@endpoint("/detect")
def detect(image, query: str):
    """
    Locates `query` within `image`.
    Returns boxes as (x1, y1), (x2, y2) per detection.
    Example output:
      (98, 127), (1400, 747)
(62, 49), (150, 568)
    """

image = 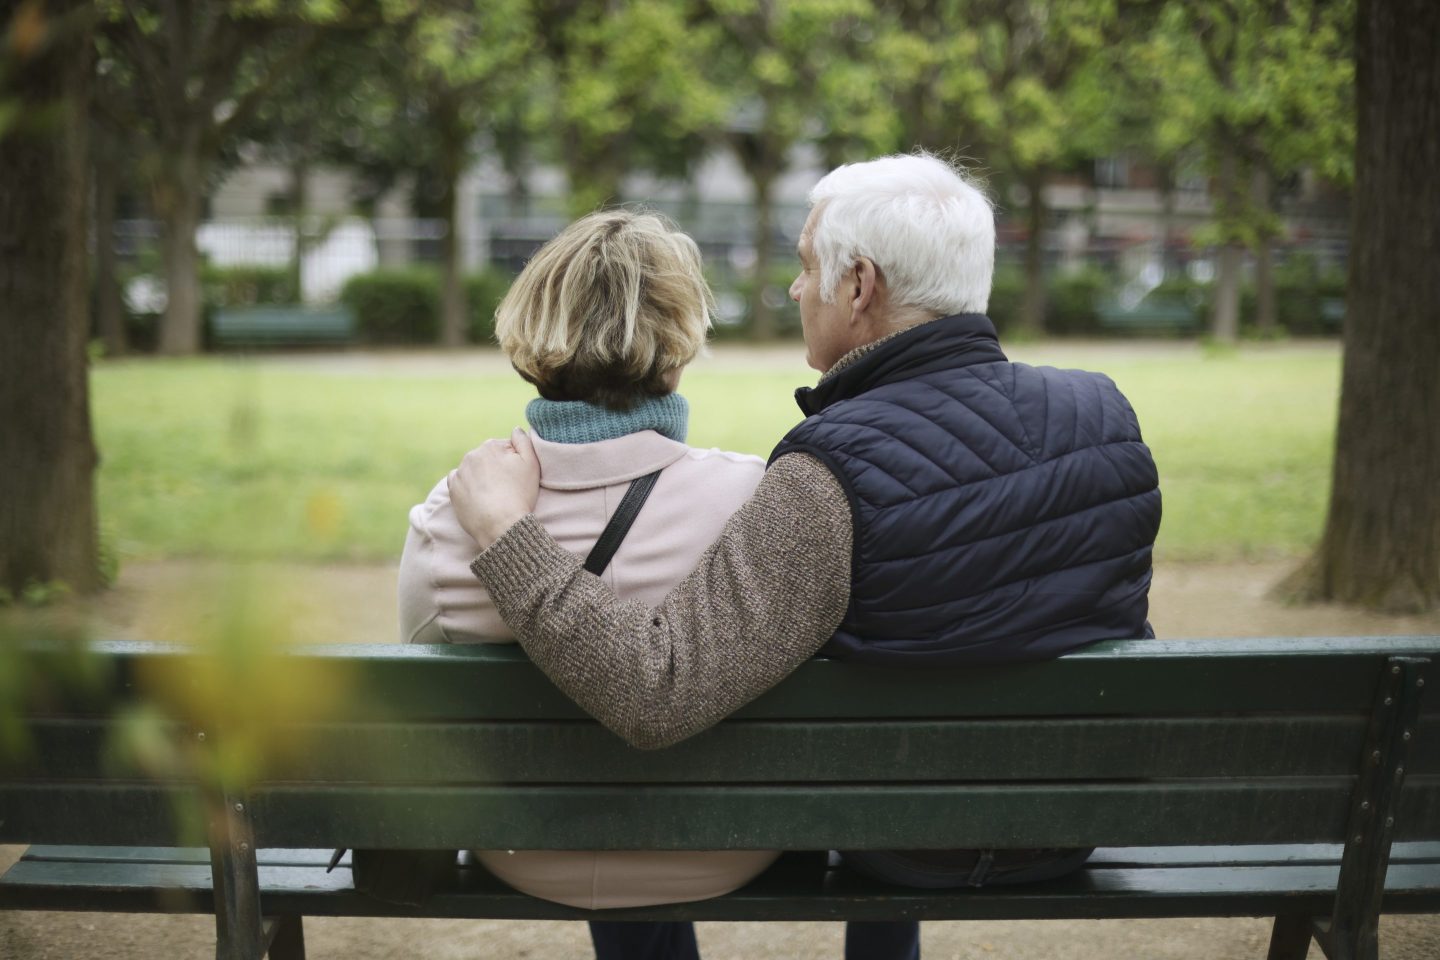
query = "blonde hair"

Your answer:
(494, 210), (713, 410)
